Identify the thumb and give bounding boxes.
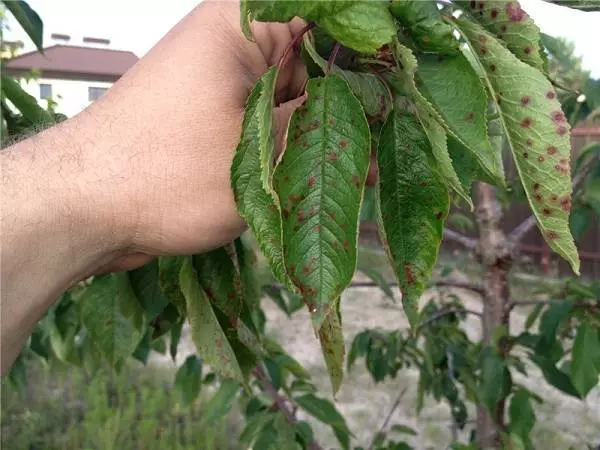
[273,95,307,157]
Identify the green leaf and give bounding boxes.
[150,303,181,339]
[199,379,240,427]
[272,413,297,449]
[240,412,276,447]
[248,1,395,53]
[1,75,54,124]
[524,303,544,330]
[537,299,575,350]
[179,257,245,384]
[358,267,395,300]
[415,53,504,186]
[574,142,600,174]
[390,0,459,53]
[376,109,450,328]
[4,1,43,52]
[508,389,535,440]
[478,346,511,416]
[175,355,202,407]
[318,297,345,394]
[231,67,293,289]
[158,256,186,314]
[531,354,581,398]
[170,318,184,361]
[128,260,169,321]
[386,43,474,207]
[570,205,592,240]
[296,421,315,448]
[546,0,600,11]
[193,248,263,356]
[132,329,151,364]
[302,34,392,120]
[347,331,370,371]
[458,1,545,70]
[390,424,418,436]
[571,323,600,397]
[80,274,145,365]
[49,293,80,362]
[273,74,370,330]
[456,18,580,274]
[240,0,253,40]
[274,353,312,380]
[235,236,261,311]
[295,394,352,442]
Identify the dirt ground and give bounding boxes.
[153,251,600,449]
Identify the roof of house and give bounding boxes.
[5,44,138,79]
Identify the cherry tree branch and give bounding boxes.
[253,366,324,450]
[443,228,478,250]
[368,387,408,450]
[417,308,482,331]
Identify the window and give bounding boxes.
[88,86,108,101]
[39,84,52,99]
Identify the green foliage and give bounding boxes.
[5,1,600,449]
[3,0,43,52]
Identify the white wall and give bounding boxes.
[19,77,113,118]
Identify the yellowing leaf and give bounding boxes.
[456,18,579,274]
[318,298,345,394]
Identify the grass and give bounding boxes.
[1,359,240,450]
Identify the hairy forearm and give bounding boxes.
[0,114,124,373]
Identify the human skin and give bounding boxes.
[0,0,309,374]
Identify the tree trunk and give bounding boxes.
[474,182,511,449]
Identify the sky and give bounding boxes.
[3,0,600,77]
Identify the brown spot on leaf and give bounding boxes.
[308,120,319,131]
[479,34,487,43]
[465,112,475,121]
[490,64,497,72]
[521,117,532,128]
[283,208,290,219]
[551,194,558,202]
[506,2,527,21]
[480,46,488,55]
[524,46,532,55]
[560,196,572,212]
[533,183,540,191]
[534,193,543,202]
[351,174,361,188]
[547,146,558,155]
[552,111,566,123]
[302,265,313,275]
[297,210,305,223]
[339,139,348,150]
[289,194,300,204]
[436,211,444,220]
[327,152,338,163]
[404,263,416,285]
[523,152,529,159]
[313,225,321,232]
[420,181,428,187]
[537,155,545,163]
[546,91,556,100]
[307,176,316,187]
[500,24,507,32]
[526,139,533,147]
[547,231,558,240]
[490,8,499,18]
[470,0,476,8]
[543,208,552,216]
[328,118,336,126]
[557,126,567,136]
[521,96,531,106]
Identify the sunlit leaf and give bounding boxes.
[4,1,43,52]
[1,75,54,124]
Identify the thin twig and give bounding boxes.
[509,156,597,243]
[433,280,485,295]
[368,387,408,450]
[443,228,478,250]
[326,42,342,74]
[277,22,316,70]
[505,298,561,311]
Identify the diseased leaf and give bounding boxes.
[318,297,345,394]
[376,109,450,328]
[158,256,186,314]
[1,75,54,124]
[386,43,474,207]
[303,34,392,120]
[231,67,294,290]
[248,1,395,53]
[458,1,545,70]
[456,18,580,274]
[571,323,600,397]
[390,0,459,53]
[175,355,202,407]
[273,75,370,330]
[416,53,504,186]
[4,1,43,52]
[235,236,261,310]
[128,260,169,321]
[545,0,600,12]
[179,257,245,384]
[80,274,145,365]
[192,247,264,356]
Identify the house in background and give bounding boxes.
[4,34,138,117]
